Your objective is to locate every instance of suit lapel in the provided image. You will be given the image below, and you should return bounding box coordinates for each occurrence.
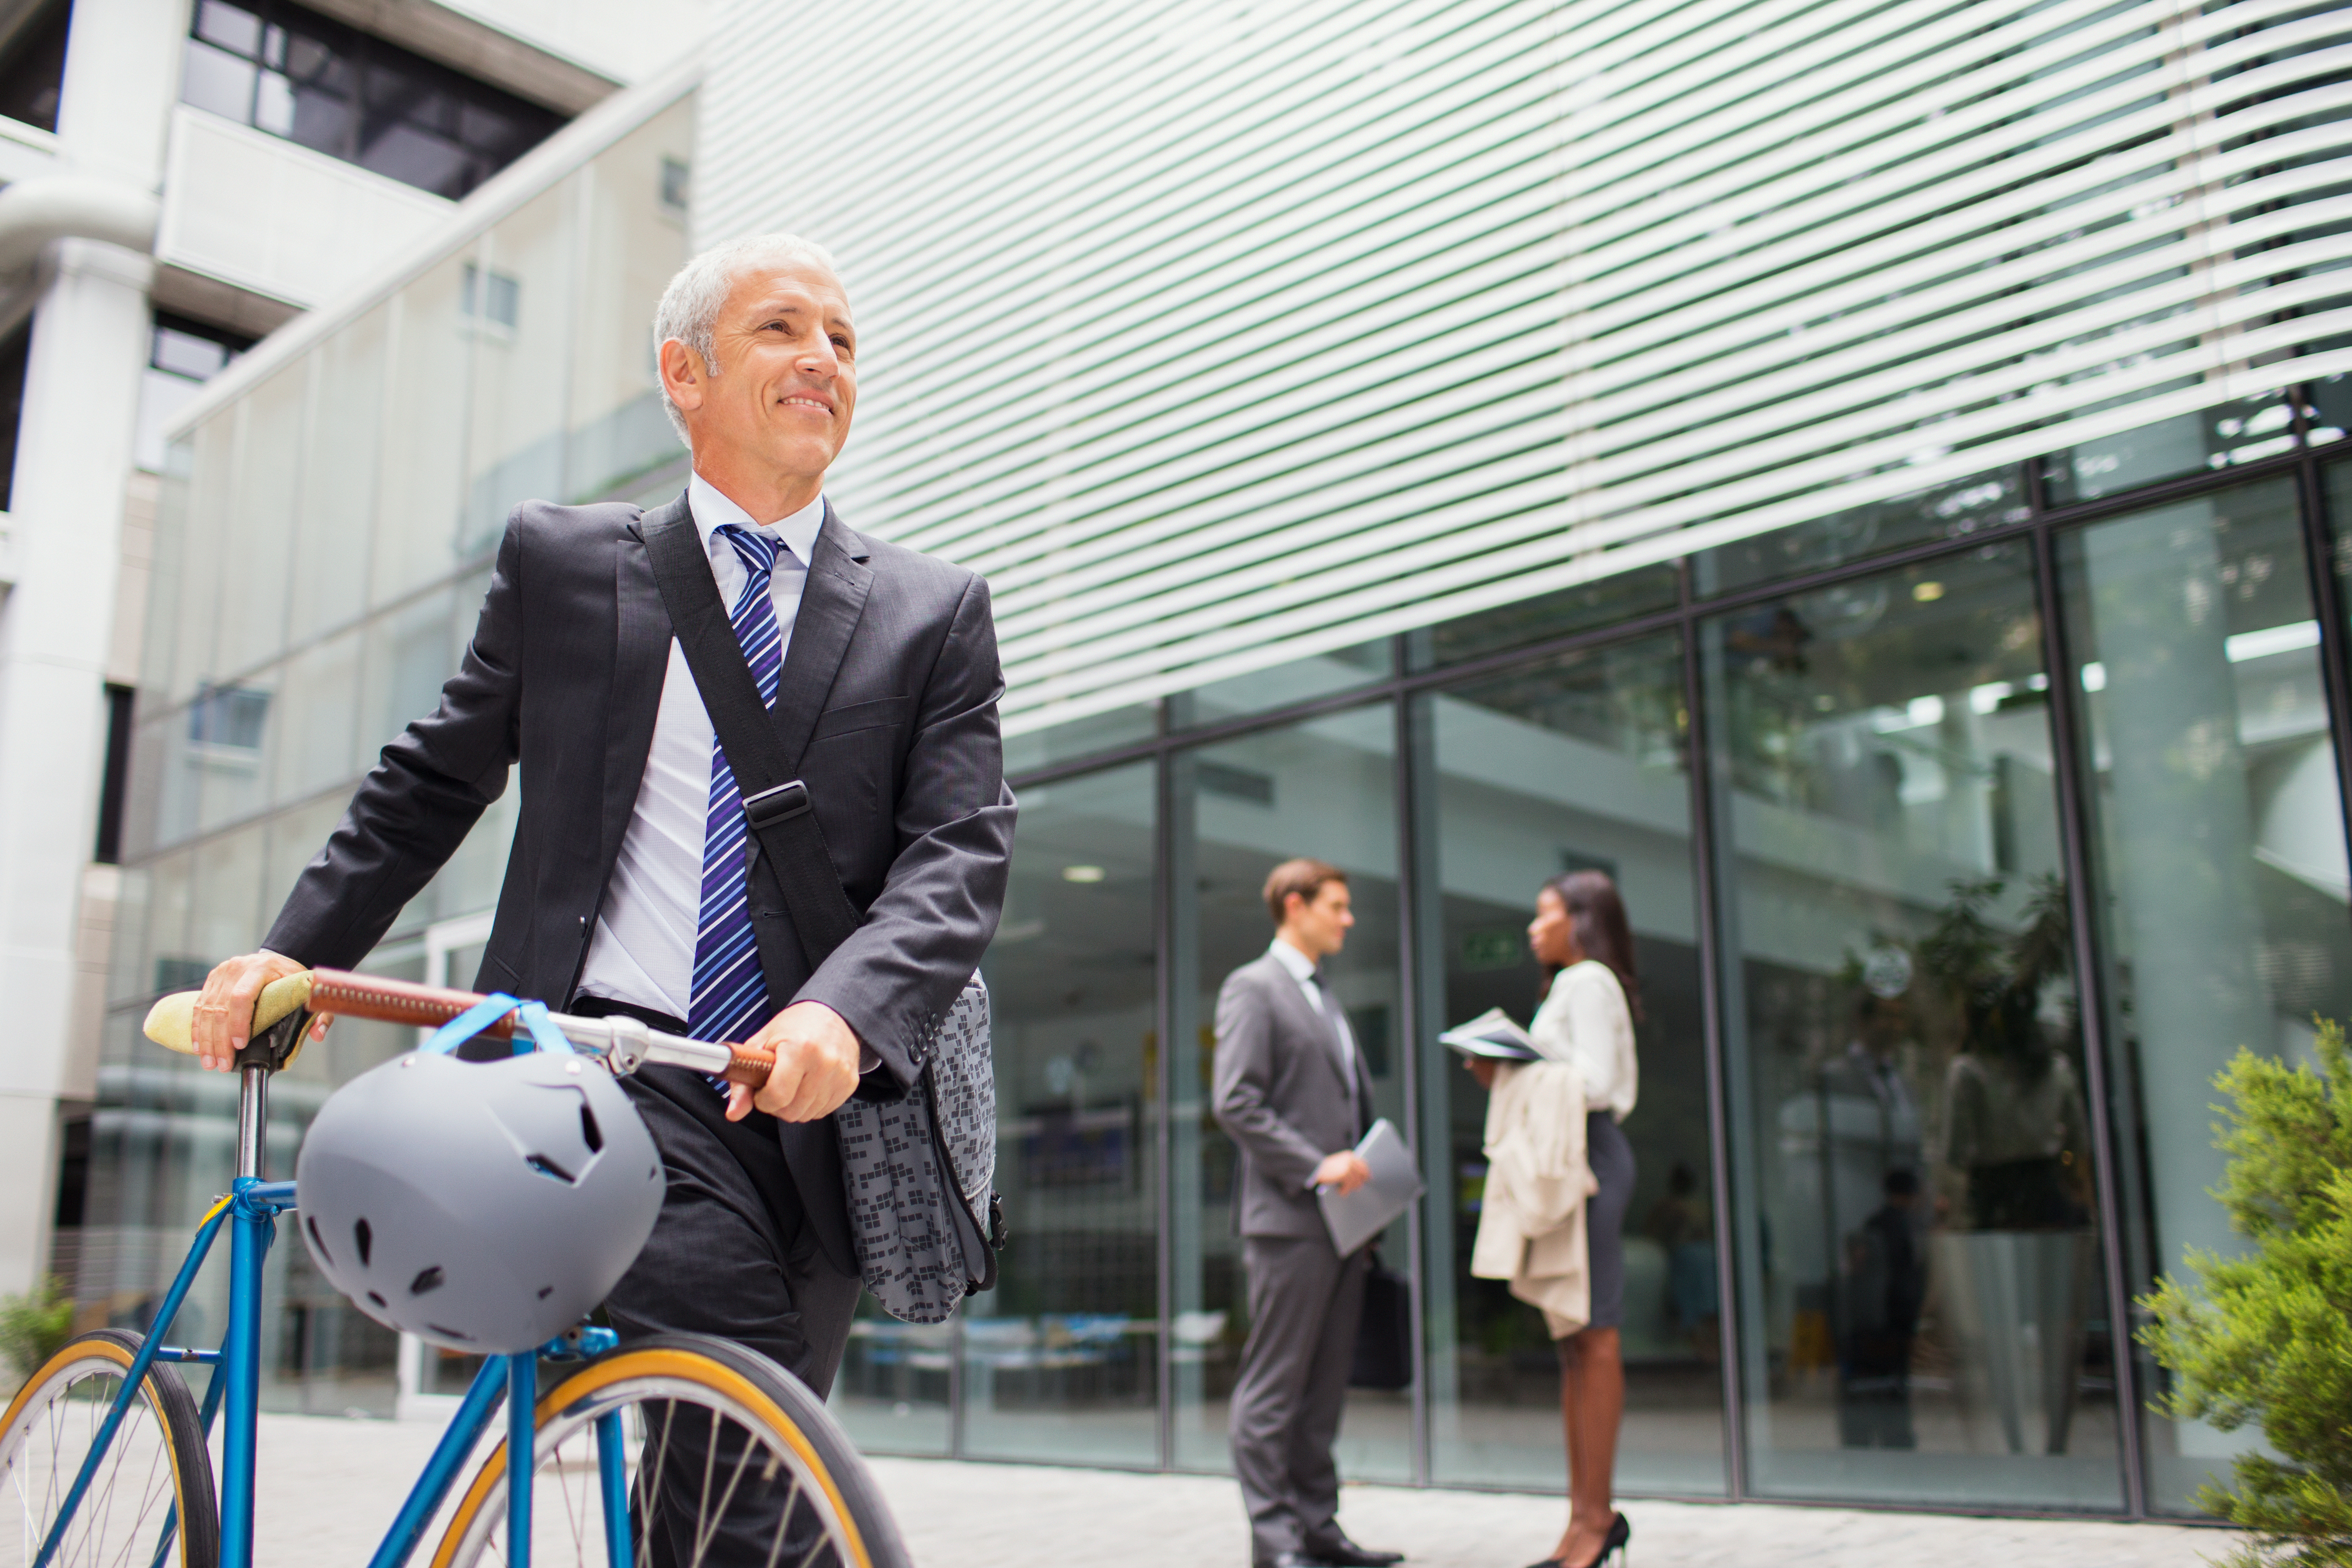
[602,496,688,874]
[768,499,873,770]
[1268,955,1353,1098]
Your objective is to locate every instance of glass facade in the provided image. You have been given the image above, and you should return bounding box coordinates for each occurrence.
[180,0,564,199]
[91,62,2352,1539]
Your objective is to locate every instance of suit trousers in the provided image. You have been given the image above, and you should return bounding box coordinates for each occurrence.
[597,1037,862,1568]
[1230,1235,1371,1564]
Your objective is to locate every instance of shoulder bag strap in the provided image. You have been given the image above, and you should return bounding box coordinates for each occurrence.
[641,517,863,971]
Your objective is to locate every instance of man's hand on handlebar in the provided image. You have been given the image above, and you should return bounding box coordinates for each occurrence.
[727,1001,862,1124]
[192,950,329,1072]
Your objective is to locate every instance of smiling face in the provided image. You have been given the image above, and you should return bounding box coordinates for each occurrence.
[659,255,857,516]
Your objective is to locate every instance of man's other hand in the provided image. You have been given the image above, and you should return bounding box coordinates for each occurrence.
[728,1001,863,1123]
[1314,1151,1373,1195]
[192,950,326,1072]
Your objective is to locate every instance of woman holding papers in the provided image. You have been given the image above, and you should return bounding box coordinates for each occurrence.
[1469,869,1640,1568]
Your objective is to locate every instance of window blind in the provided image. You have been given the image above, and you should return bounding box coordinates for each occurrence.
[696,0,2352,732]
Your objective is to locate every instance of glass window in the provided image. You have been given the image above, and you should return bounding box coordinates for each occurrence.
[562,95,694,503]
[461,194,571,554]
[0,322,30,511]
[169,418,242,704]
[2331,459,2352,607]
[371,258,473,605]
[0,0,70,133]
[1702,543,2125,1510]
[1003,704,1158,777]
[135,318,247,474]
[360,584,454,752]
[188,823,268,978]
[1170,702,1410,1481]
[270,631,361,804]
[213,366,304,678]
[1691,470,2027,598]
[832,1298,953,1458]
[193,678,274,836]
[180,0,562,200]
[2041,393,2299,507]
[965,762,1161,1463]
[1171,641,1394,728]
[1414,634,1726,1494]
[2055,477,2352,1512]
[288,307,386,642]
[1406,566,1681,671]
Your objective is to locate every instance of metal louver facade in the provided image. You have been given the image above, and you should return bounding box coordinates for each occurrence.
[696,0,2352,732]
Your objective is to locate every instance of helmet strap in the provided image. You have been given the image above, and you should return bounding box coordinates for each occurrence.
[422,993,576,1058]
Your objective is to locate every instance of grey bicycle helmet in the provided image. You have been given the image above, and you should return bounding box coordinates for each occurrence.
[295,1049,664,1353]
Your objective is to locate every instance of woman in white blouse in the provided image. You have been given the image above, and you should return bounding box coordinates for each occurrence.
[1472,869,1640,1568]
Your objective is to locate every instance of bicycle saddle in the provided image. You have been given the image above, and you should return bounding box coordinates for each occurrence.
[141,971,315,1069]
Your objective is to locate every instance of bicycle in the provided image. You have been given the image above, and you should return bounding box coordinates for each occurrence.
[0,968,913,1568]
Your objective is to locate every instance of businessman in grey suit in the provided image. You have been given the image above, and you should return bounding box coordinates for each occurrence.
[1213,859,1404,1568]
[190,234,1014,1413]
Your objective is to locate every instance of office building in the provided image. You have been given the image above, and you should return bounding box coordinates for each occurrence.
[0,0,698,1306]
[99,0,2352,1522]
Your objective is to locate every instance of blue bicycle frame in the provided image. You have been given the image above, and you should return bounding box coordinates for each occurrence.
[33,1057,629,1568]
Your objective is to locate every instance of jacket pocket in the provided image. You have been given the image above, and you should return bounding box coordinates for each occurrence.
[809,695,912,741]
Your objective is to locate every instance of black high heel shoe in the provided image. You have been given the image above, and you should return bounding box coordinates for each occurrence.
[1521,1511,1630,1568]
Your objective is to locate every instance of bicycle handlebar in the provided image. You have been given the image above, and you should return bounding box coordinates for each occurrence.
[302,969,774,1086]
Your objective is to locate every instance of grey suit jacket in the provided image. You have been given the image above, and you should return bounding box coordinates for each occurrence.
[263,491,1016,1274]
[1210,952,1376,1241]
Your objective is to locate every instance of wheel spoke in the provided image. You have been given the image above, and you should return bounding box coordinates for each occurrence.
[759,1474,802,1568]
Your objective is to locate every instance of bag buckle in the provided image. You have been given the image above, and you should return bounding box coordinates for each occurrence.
[742,778,813,830]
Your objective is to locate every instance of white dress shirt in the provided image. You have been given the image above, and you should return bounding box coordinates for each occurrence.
[1530,959,1639,1122]
[1267,936,1357,1079]
[575,475,825,1022]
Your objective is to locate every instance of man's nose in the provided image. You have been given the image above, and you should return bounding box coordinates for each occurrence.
[796,337,840,377]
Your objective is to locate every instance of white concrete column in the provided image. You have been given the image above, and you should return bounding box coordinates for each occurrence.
[0,237,155,1295]
[0,0,191,1296]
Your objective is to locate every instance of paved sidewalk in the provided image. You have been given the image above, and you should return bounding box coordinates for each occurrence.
[243,1412,2231,1568]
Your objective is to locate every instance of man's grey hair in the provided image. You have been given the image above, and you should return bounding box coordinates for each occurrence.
[653,232,840,441]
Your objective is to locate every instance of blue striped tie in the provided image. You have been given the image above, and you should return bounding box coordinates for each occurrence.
[688,523,787,1047]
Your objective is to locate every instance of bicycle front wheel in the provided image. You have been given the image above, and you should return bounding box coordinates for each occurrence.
[0,1327,219,1568]
[431,1334,910,1568]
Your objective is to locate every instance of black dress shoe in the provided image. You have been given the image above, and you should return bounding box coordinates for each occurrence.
[1305,1538,1405,1567]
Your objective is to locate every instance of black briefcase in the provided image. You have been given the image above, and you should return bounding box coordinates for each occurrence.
[1349,1258,1414,1390]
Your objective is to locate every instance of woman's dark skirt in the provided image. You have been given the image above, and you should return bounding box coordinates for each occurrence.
[1577,1110,1636,1334]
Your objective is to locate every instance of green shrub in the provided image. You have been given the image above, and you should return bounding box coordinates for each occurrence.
[2139,1019,2352,1568]
[0,1275,73,1386]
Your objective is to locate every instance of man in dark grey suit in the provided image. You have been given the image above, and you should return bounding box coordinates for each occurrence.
[1213,859,1403,1568]
[190,234,1013,1412]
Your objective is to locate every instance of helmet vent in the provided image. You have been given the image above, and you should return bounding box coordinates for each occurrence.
[425,1323,474,1342]
[579,1105,604,1153]
[306,1215,332,1265]
[367,1290,386,1307]
[354,1217,373,1267]
[536,1285,553,1298]
[525,1153,576,1184]
[410,1266,446,1297]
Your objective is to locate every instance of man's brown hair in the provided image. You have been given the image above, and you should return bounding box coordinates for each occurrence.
[1263,858,1346,925]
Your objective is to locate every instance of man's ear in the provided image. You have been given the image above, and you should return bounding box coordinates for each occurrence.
[658,338,707,415]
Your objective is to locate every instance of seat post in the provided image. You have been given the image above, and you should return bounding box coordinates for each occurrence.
[236,1062,269,1180]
